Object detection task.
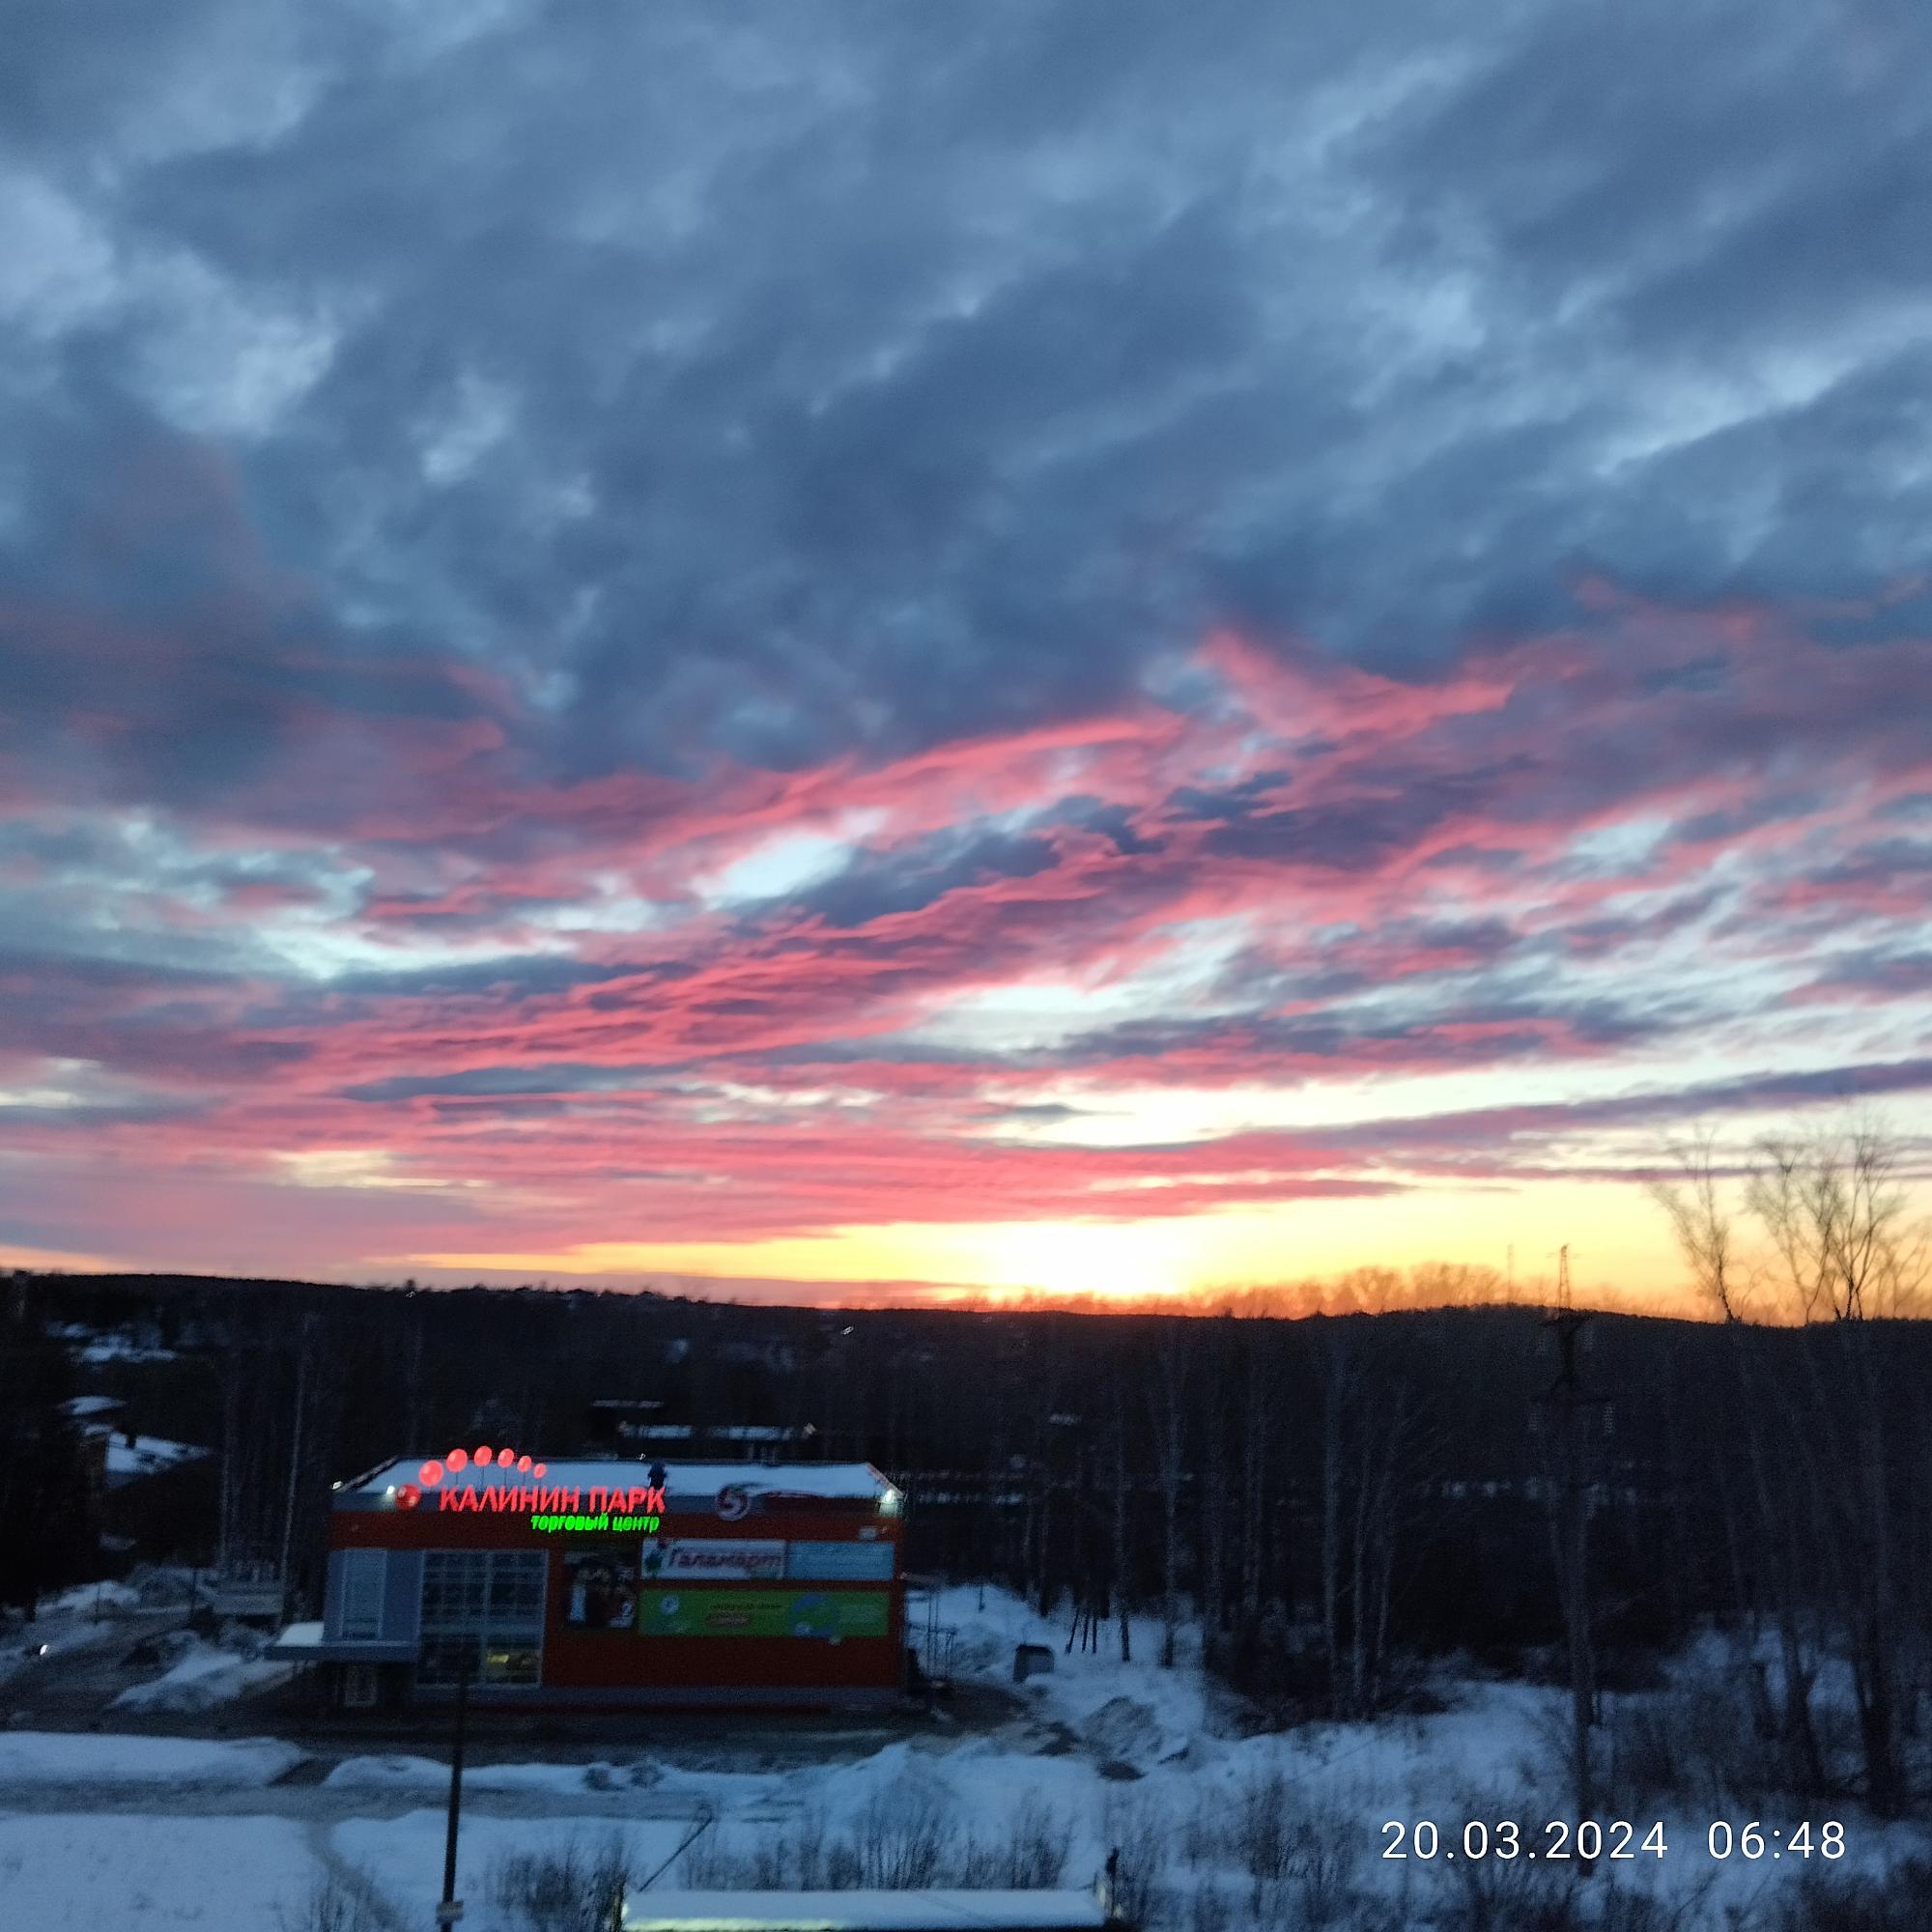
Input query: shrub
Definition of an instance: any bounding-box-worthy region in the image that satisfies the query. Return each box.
[1231,1768,1293,1886]
[1288,1832,1354,1932]
[850,1784,953,1889]
[1604,1683,1786,1815]
[1774,1858,1932,1932]
[677,1810,737,1889]
[275,1869,394,1932]
[1187,1878,1231,1932]
[1098,1791,1169,1929]
[490,1833,632,1932]
[1179,1795,1222,1870]
[999,1795,1072,1888]
[1595,1886,1717,1932]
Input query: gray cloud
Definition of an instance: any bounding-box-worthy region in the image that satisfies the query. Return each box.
[6,0,1923,817]
[2,0,1929,1280]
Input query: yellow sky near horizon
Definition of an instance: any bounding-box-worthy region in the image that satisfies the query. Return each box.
[397,1172,1694,1312]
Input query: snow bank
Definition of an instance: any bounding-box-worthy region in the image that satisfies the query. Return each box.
[325,1752,774,1800]
[327,1751,577,1794]
[0,1732,303,1787]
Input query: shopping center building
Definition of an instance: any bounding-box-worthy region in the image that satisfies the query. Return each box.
[271,1449,906,1711]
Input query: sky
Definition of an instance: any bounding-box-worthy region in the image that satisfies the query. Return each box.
[1,0,1927,1313]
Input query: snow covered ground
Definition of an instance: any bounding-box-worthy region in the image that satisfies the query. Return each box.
[103,1432,209,1483]
[0,1731,303,1787]
[0,1813,311,1930]
[0,1585,1927,1929]
[0,1578,179,1694]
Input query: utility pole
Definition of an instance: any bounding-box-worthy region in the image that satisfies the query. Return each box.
[437,1647,470,1927]
[1538,1246,1606,1862]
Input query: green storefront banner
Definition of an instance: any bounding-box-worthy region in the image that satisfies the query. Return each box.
[635,1587,890,1639]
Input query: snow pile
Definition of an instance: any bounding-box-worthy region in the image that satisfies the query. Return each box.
[923,1583,1058,1678]
[1076,1695,1167,1768]
[109,1634,292,1712]
[924,1583,1213,1749]
[770,1738,958,1821]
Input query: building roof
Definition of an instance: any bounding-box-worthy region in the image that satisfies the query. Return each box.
[622,1893,1110,1932]
[265,1620,418,1662]
[343,1457,895,1504]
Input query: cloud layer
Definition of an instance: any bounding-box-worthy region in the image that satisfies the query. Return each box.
[1,0,1927,1300]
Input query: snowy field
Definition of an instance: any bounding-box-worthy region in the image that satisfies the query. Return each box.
[0,1585,1928,1929]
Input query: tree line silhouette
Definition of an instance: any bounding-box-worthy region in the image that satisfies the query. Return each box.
[2,1121,1924,1817]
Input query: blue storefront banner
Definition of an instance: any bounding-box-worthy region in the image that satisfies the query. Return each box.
[785,1539,895,1581]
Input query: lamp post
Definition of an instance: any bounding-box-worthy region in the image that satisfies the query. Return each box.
[436,1645,470,1926]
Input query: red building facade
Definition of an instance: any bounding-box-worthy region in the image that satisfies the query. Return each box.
[281,1455,906,1711]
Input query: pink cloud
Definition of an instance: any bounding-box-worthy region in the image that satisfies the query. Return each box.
[3,580,1928,1283]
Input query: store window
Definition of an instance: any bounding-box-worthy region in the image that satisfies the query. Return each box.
[337,1549,387,1638]
[417,1550,546,1687]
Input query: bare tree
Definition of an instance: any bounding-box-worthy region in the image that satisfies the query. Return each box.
[1754,1121,1926,1813]
[1651,1126,1824,1781]
[1653,1115,1930,1814]
[1148,1332,1188,1667]
[1108,1364,1133,1663]
[1648,1125,1747,1322]
[1319,1333,1352,1707]
[1748,1119,1927,1324]
[1198,1325,1229,1665]
[1237,1337,1272,1631]
[1318,1327,1419,1718]
[1536,1301,1601,1829]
